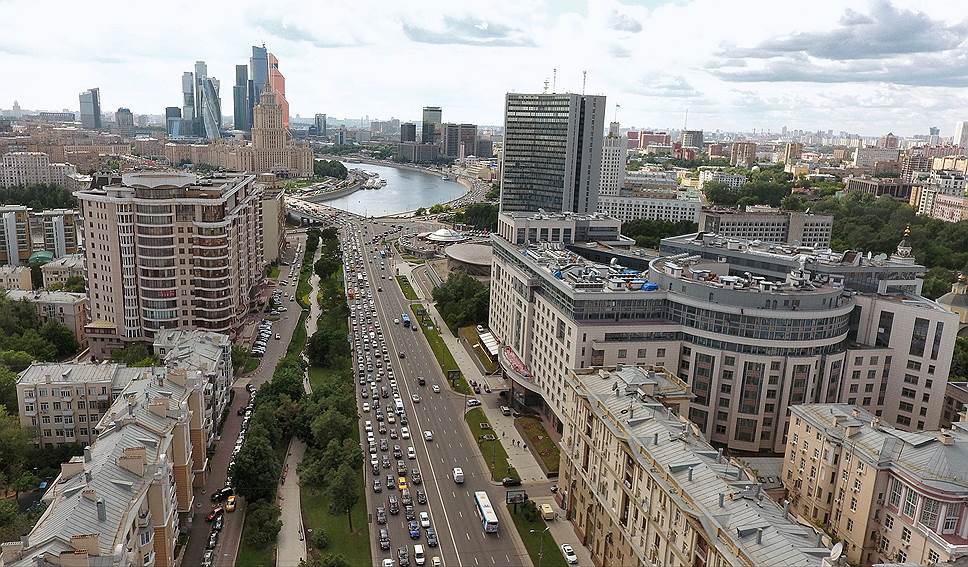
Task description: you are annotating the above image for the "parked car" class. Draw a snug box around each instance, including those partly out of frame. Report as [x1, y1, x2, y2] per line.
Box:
[561, 544, 579, 564]
[205, 507, 224, 522]
[502, 476, 522, 487]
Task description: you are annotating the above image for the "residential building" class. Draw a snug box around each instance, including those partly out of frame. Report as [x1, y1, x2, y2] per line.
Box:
[421, 106, 442, 144]
[500, 92, 606, 214]
[14, 363, 141, 446]
[559, 365, 827, 567]
[783, 404, 968, 566]
[393, 142, 439, 164]
[0, 205, 31, 265]
[681, 129, 703, 150]
[115, 108, 134, 137]
[34, 208, 81, 257]
[845, 176, 914, 200]
[783, 142, 804, 164]
[78, 88, 101, 130]
[932, 155, 968, 175]
[928, 194, 968, 223]
[599, 121, 626, 197]
[232, 64, 249, 131]
[852, 147, 900, 169]
[490, 218, 956, 452]
[76, 171, 267, 358]
[42, 254, 86, 288]
[955, 121, 968, 148]
[267, 53, 289, 129]
[730, 142, 757, 167]
[941, 381, 968, 429]
[597, 188, 702, 224]
[400, 122, 416, 143]
[900, 151, 930, 181]
[260, 186, 285, 263]
[627, 130, 671, 149]
[699, 206, 833, 247]
[698, 168, 746, 190]
[877, 132, 900, 149]
[5, 290, 88, 346]
[0, 265, 32, 290]
[625, 169, 678, 190]
[313, 113, 327, 138]
[3, 366, 207, 567]
[153, 329, 233, 452]
[37, 112, 76, 123]
[0, 152, 78, 188]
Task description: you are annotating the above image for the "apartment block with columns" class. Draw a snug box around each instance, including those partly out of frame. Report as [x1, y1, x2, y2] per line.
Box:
[783, 403, 968, 566]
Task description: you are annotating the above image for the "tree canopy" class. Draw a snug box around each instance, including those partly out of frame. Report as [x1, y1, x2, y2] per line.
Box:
[0, 184, 77, 210]
[451, 202, 498, 231]
[313, 160, 348, 180]
[432, 272, 489, 332]
[622, 219, 698, 249]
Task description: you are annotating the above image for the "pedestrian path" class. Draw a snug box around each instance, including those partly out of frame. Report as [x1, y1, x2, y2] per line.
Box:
[530, 495, 594, 567]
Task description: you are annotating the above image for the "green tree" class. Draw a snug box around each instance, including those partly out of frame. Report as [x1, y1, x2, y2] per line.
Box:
[951, 337, 968, 380]
[451, 202, 498, 231]
[231, 434, 281, 502]
[414, 207, 427, 216]
[245, 502, 283, 547]
[431, 272, 490, 332]
[0, 407, 31, 490]
[62, 276, 86, 293]
[0, 366, 17, 411]
[313, 160, 348, 180]
[39, 321, 79, 358]
[327, 464, 360, 530]
[621, 219, 698, 249]
[0, 351, 34, 372]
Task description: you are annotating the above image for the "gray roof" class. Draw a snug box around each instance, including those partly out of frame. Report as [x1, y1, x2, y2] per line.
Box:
[18, 363, 142, 390]
[152, 329, 229, 375]
[41, 254, 85, 270]
[4, 290, 86, 305]
[577, 372, 826, 567]
[793, 404, 968, 495]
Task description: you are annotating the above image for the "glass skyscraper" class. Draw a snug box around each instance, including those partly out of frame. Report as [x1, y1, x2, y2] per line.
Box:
[233, 64, 249, 131]
[78, 88, 101, 130]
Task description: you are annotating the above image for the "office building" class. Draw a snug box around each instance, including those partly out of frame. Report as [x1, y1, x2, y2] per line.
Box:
[681, 129, 703, 150]
[192, 61, 207, 136]
[845, 176, 913, 200]
[0, 151, 78, 188]
[730, 141, 757, 167]
[699, 206, 833, 247]
[955, 121, 968, 148]
[441, 123, 477, 159]
[698, 169, 746, 189]
[164, 107, 182, 137]
[476, 138, 493, 158]
[76, 171, 267, 358]
[559, 365, 827, 567]
[248, 45, 269, 130]
[783, 142, 803, 164]
[114, 108, 134, 137]
[0, 265, 32, 291]
[900, 150, 930, 181]
[267, 53, 289, 129]
[400, 122, 416, 143]
[500, 92, 606, 214]
[490, 216, 956, 452]
[421, 106, 442, 144]
[877, 132, 899, 149]
[78, 88, 101, 130]
[4, 365, 208, 567]
[783, 404, 968, 566]
[599, 121, 626, 197]
[597, 189, 702, 224]
[199, 76, 221, 140]
[314, 113, 327, 138]
[41, 254, 85, 288]
[852, 147, 900, 169]
[180, 71, 195, 134]
[233, 64, 249, 131]
[393, 142, 439, 163]
[625, 169, 678, 190]
[37, 112, 76, 123]
[4, 290, 88, 347]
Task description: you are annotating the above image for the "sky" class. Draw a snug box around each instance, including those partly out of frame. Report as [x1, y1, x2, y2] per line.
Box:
[3, 0, 968, 136]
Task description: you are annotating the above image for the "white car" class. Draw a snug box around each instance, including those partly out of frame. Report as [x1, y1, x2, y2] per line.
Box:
[466, 399, 481, 407]
[364, 420, 373, 432]
[432, 385, 440, 393]
[561, 544, 578, 565]
[411, 393, 421, 403]
[419, 511, 431, 528]
[401, 427, 410, 439]
[423, 430, 433, 442]
[407, 446, 416, 460]
[363, 403, 371, 412]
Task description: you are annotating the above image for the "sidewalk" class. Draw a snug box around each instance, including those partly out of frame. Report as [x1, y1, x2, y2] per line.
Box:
[405, 264, 548, 485]
[529, 495, 593, 567]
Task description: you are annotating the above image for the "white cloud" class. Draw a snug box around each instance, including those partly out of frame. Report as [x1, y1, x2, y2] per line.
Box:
[0, 0, 966, 135]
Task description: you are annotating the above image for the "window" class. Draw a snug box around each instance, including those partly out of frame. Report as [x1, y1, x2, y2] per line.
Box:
[885, 515, 894, 529]
[850, 497, 857, 511]
[910, 317, 929, 357]
[888, 478, 902, 507]
[944, 505, 960, 532]
[901, 527, 911, 543]
[896, 550, 907, 563]
[617, 349, 627, 359]
[920, 498, 941, 529]
[929, 550, 940, 564]
[903, 489, 918, 517]
[846, 518, 853, 531]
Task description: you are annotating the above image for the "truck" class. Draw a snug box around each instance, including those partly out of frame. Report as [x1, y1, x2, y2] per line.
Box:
[401, 314, 411, 328]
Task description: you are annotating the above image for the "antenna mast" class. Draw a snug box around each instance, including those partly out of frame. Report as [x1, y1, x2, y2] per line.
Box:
[683, 108, 689, 130]
[552, 68, 557, 93]
[582, 71, 587, 95]
[543, 77, 549, 94]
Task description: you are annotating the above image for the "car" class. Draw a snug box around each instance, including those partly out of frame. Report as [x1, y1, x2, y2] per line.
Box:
[466, 399, 481, 407]
[373, 479, 383, 493]
[431, 385, 440, 393]
[501, 405, 512, 416]
[206, 507, 224, 522]
[275, 333, 281, 340]
[502, 476, 523, 487]
[398, 547, 410, 567]
[392, 444, 403, 458]
[211, 487, 233, 502]
[380, 438, 389, 452]
[401, 488, 413, 506]
[416, 489, 427, 505]
[561, 544, 579, 564]
[394, 318, 399, 324]
[382, 455, 391, 469]
[202, 550, 214, 567]
[407, 446, 417, 460]
[388, 495, 400, 514]
[206, 530, 219, 550]
[212, 515, 224, 532]
[363, 402, 371, 412]
[382, 559, 395, 567]
[452, 467, 464, 484]
[397, 460, 408, 474]
[361, 388, 369, 398]
[411, 469, 422, 485]
[225, 495, 237, 512]
[409, 520, 421, 539]
[404, 504, 416, 521]
[398, 352, 406, 358]
[387, 474, 396, 489]
[426, 528, 438, 548]
[423, 430, 433, 441]
[379, 528, 391, 550]
[401, 427, 410, 439]
[411, 393, 421, 403]
[376, 506, 387, 525]
[390, 428, 398, 439]
[419, 511, 431, 528]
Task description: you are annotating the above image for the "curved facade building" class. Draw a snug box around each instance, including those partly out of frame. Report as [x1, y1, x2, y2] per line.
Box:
[489, 212, 957, 453]
[77, 171, 266, 358]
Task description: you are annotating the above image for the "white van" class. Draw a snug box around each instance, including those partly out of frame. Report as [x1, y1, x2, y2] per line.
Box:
[453, 467, 464, 484]
[414, 544, 425, 566]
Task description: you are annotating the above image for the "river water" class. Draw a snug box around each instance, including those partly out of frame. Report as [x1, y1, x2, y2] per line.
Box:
[321, 161, 466, 216]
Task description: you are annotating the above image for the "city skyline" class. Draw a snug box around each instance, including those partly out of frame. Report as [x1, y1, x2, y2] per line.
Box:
[3, 0, 968, 135]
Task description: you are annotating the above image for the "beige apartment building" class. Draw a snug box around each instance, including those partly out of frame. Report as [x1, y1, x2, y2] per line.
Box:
[0, 205, 80, 266]
[783, 404, 968, 566]
[490, 212, 958, 453]
[41, 254, 86, 288]
[76, 171, 267, 358]
[699, 206, 834, 247]
[0, 151, 78, 188]
[5, 290, 88, 346]
[0, 265, 32, 291]
[559, 365, 828, 567]
[1, 366, 205, 567]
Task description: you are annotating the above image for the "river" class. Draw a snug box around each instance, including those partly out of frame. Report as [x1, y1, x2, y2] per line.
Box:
[320, 161, 466, 216]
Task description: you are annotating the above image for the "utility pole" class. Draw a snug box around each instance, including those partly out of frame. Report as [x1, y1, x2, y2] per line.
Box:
[530, 527, 550, 567]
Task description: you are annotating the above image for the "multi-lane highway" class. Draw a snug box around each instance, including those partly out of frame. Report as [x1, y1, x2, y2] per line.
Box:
[339, 217, 532, 567]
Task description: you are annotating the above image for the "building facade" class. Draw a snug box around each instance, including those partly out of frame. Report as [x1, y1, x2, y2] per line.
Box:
[0, 152, 78, 188]
[76, 171, 266, 358]
[699, 207, 834, 247]
[597, 190, 702, 224]
[4, 290, 88, 346]
[853, 147, 901, 169]
[421, 106, 442, 144]
[845, 176, 914, 200]
[267, 53, 289, 129]
[500, 92, 606, 214]
[599, 121, 626, 197]
[698, 169, 747, 190]
[41, 254, 86, 288]
[783, 404, 968, 566]
[0, 265, 32, 291]
[559, 365, 827, 567]
[730, 142, 757, 167]
[78, 88, 101, 130]
[440, 123, 477, 159]
[232, 64, 249, 131]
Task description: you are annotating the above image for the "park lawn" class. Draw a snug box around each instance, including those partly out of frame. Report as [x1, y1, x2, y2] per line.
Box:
[395, 275, 418, 300]
[464, 408, 516, 481]
[506, 503, 569, 567]
[516, 417, 561, 474]
[267, 264, 281, 279]
[242, 355, 260, 374]
[410, 305, 473, 395]
[286, 312, 309, 356]
[301, 486, 370, 567]
[237, 507, 276, 567]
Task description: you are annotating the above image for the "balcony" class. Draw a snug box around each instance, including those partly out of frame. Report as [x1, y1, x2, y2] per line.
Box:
[137, 510, 151, 528]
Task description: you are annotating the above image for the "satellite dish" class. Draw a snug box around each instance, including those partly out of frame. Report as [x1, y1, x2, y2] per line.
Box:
[829, 542, 843, 561]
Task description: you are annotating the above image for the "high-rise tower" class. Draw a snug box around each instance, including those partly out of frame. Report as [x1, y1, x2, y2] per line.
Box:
[268, 53, 289, 129]
[193, 61, 208, 136]
[181, 71, 195, 130]
[248, 45, 269, 130]
[422, 107, 442, 144]
[599, 121, 625, 197]
[233, 64, 249, 131]
[200, 77, 221, 140]
[78, 88, 102, 130]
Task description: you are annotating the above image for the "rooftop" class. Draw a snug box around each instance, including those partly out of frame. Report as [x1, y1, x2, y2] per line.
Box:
[41, 254, 85, 270]
[5, 290, 86, 304]
[18, 363, 140, 388]
[444, 242, 492, 266]
[153, 329, 229, 376]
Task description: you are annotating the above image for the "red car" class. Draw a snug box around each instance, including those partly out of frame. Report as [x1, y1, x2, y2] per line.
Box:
[206, 507, 224, 522]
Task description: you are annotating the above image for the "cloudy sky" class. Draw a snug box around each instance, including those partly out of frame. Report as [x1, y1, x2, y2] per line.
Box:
[3, 0, 968, 136]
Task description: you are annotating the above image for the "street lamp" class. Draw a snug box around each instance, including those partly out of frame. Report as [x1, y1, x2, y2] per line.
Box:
[529, 526, 550, 567]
